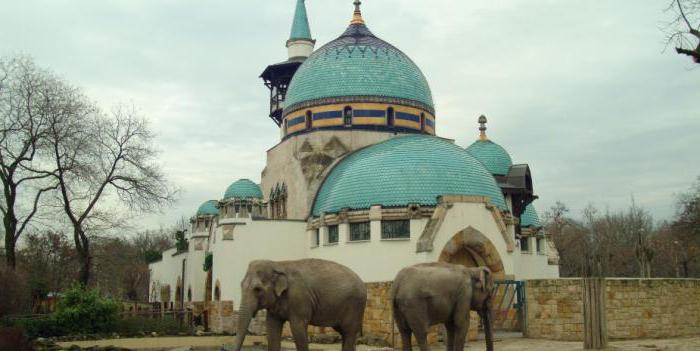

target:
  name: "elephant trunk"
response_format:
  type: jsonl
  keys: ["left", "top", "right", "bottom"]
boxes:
{"left": 482, "top": 301, "right": 494, "bottom": 351}
{"left": 232, "top": 292, "right": 258, "bottom": 351}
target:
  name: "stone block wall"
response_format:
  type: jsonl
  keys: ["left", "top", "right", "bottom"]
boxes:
{"left": 525, "top": 279, "right": 700, "bottom": 341}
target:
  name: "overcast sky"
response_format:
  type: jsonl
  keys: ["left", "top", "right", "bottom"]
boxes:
{"left": 2, "top": 0, "right": 698, "bottom": 229}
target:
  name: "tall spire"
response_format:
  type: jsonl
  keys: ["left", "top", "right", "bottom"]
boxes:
{"left": 478, "top": 115, "right": 489, "bottom": 141}
{"left": 287, "top": 0, "right": 315, "bottom": 60}
{"left": 290, "top": 0, "right": 312, "bottom": 40}
{"left": 351, "top": 0, "right": 365, "bottom": 25}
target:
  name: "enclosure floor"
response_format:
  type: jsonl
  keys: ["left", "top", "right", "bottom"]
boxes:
{"left": 56, "top": 334, "right": 700, "bottom": 351}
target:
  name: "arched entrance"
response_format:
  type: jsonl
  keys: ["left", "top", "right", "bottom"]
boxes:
{"left": 438, "top": 226, "right": 505, "bottom": 279}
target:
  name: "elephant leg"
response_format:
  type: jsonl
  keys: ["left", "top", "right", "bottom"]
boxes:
{"left": 339, "top": 323, "right": 360, "bottom": 351}
{"left": 406, "top": 317, "right": 428, "bottom": 351}
{"left": 452, "top": 316, "right": 469, "bottom": 351}
{"left": 445, "top": 321, "right": 455, "bottom": 351}
{"left": 266, "top": 317, "right": 283, "bottom": 351}
{"left": 289, "top": 318, "right": 310, "bottom": 351}
{"left": 394, "top": 312, "right": 412, "bottom": 351}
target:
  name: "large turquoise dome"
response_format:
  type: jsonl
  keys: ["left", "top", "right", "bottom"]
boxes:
{"left": 312, "top": 135, "right": 507, "bottom": 216}
{"left": 284, "top": 21, "right": 433, "bottom": 113}
{"left": 197, "top": 200, "right": 219, "bottom": 216}
{"left": 466, "top": 139, "right": 513, "bottom": 176}
{"left": 224, "top": 179, "right": 263, "bottom": 200}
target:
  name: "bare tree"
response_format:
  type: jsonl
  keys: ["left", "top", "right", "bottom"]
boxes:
{"left": 670, "top": 176, "right": 700, "bottom": 277}
{"left": 46, "top": 105, "right": 175, "bottom": 285}
{"left": 665, "top": 0, "right": 700, "bottom": 63}
{"left": 0, "top": 56, "right": 67, "bottom": 269}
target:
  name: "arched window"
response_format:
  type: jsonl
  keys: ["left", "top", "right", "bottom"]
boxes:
{"left": 305, "top": 110, "right": 312, "bottom": 130}
{"left": 343, "top": 106, "right": 353, "bottom": 126}
{"left": 387, "top": 107, "right": 395, "bottom": 127}
{"left": 420, "top": 113, "right": 426, "bottom": 131}
{"left": 214, "top": 281, "right": 221, "bottom": 301}
{"left": 187, "top": 286, "right": 192, "bottom": 302}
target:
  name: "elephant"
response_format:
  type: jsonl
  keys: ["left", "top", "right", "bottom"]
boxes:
{"left": 231, "top": 259, "right": 367, "bottom": 351}
{"left": 391, "top": 262, "right": 495, "bottom": 351}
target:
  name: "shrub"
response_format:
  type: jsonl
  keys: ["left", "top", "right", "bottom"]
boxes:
{"left": 52, "top": 285, "right": 119, "bottom": 334}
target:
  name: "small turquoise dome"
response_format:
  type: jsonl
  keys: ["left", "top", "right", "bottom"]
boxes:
{"left": 224, "top": 179, "right": 263, "bottom": 200}
{"left": 284, "top": 21, "right": 433, "bottom": 113}
{"left": 521, "top": 203, "right": 541, "bottom": 228}
{"left": 197, "top": 200, "right": 219, "bottom": 216}
{"left": 465, "top": 140, "right": 513, "bottom": 176}
{"left": 312, "top": 135, "right": 507, "bottom": 216}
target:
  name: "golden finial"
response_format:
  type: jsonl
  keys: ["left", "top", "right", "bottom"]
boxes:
{"left": 478, "top": 115, "right": 489, "bottom": 140}
{"left": 351, "top": 0, "right": 365, "bottom": 25}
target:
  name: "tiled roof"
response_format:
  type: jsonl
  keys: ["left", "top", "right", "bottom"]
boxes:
{"left": 312, "top": 135, "right": 507, "bottom": 216}
{"left": 521, "top": 203, "right": 542, "bottom": 228}
{"left": 465, "top": 139, "right": 513, "bottom": 176}
{"left": 224, "top": 179, "right": 263, "bottom": 200}
{"left": 284, "top": 22, "right": 433, "bottom": 113}
{"left": 197, "top": 200, "right": 219, "bottom": 216}
{"left": 289, "top": 0, "right": 312, "bottom": 40}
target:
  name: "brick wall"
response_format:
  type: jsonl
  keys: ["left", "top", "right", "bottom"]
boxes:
{"left": 525, "top": 279, "right": 700, "bottom": 341}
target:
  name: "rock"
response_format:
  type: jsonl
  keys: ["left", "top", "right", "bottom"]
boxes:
{"left": 311, "top": 333, "right": 342, "bottom": 344}
{"left": 151, "top": 332, "right": 159, "bottom": 337}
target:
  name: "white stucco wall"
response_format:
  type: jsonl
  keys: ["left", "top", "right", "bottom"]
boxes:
{"left": 514, "top": 236, "right": 560, "bottom": 279}
{"left": 152, "top": 202, "right": 559, "bottom": 307}
{"left": 308, "top": 218, "right": 429, "bottom": 282}
{"left": 148, "top": 247, "right": 185, "bottom": 303}
{"left": 211, "top": 218, "right": 307, "bottom": 306}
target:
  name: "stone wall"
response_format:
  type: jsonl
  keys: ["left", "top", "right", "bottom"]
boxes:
{"left": 525, "top": 279, "right": 700, "bottom": 341}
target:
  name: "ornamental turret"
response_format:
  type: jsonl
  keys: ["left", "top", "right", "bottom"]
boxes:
{"left": 287, "top": 0, "right": 316, "bottom": 60}
{"left": 261, "top": 0, "right": 316, "bottom": 126}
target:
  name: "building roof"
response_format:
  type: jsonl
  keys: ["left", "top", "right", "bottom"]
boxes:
{"left": 521, "top": 203, "right": 542, "bottom": 228}
{"left": 284, "top": 8, "right": 433, "bottom": 113}
{"left": 197, "top": 200, "right": 219, "bottom": 216}
{"left": 289, "top": 0, "right": 312, "bottom": 41}
{"left": 312, "top": 135, "right": 507, "bottom": 216}
{"left": 465, "top": 139, "right": 513, "bottom": 176}
{"left": 224, "top": 179, "right": 263, "bottom": 200}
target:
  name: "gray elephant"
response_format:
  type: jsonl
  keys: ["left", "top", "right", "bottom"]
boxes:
{"left": 391, "top": 262, "right": 495, "bottom": 351}
{"left": 231, "top": 259, "right": 367, "bottom": 351}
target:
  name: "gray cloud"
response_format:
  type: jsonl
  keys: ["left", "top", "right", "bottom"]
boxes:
{"left": 2, "top": 0, "right": 698, "bottom": 228}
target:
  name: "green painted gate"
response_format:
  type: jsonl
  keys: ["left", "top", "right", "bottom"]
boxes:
{"left": 492, "top": 280, "right": 526, "bottom": 332}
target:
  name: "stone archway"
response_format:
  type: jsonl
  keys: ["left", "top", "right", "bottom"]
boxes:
{"left": 438, "top": 226, "right": 505, "bottom": 279}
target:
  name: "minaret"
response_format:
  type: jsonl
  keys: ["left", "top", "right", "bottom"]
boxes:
{"left": 286, "top": 0, "right": 316, "bottom": 60}
{"left": 260, "top": 0, "right": 316, "bottom": 126}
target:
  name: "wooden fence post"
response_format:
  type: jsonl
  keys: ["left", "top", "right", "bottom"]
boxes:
{"left": 583, "top": 278, "right": 608, "bottom": 349}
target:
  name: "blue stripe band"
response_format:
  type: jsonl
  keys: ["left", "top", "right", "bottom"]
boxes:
{"left": 353, "top": 109, "right": 386, "bottom": 118}
{"left": 396, "top": 112, "right": 420, "bottom": 122}
{"left": 313, "top": 111, "right": 342, "bottom": 120}
{"left": 287, "top": 116, "right": 306, "bottom": 127}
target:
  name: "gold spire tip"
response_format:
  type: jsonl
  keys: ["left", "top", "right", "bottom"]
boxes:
{"left": 351, "top": 0, "right": 365, "bottom": 25}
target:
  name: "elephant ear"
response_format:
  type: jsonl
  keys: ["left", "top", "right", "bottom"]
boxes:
{"left": 272, "top": 266, "right": 288, "bottom": 297}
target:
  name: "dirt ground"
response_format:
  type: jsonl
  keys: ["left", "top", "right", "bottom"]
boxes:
{"left": 56, "top": 334, "right": 700, "bottom": 351}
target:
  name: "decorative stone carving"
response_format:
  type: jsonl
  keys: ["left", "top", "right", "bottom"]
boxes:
{"left": 222, "top": 224, "right": 235, "bottom": 240}
{"left": 297, "top": 136, "right": 349, "bottom": 184}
